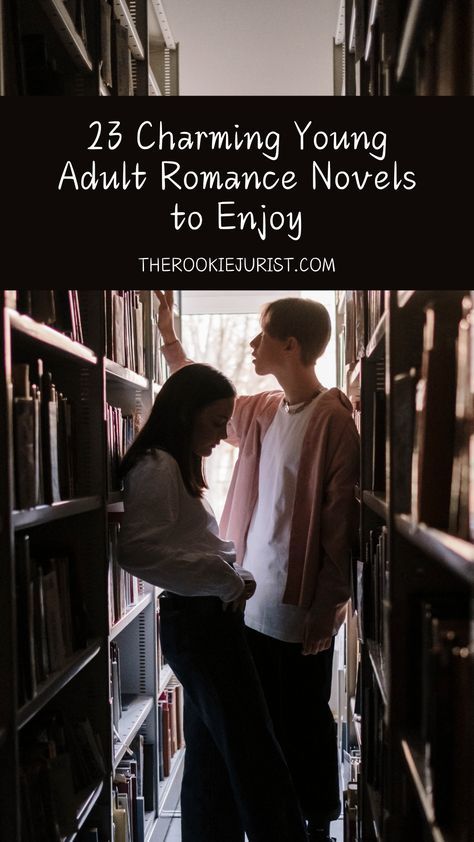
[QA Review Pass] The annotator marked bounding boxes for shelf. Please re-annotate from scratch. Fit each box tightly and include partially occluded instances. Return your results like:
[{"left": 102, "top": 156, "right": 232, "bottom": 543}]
[
  {"left": 38, "top": 0, "right": 94, "bottom": 71},
  {"left": 366, "top": 311, "right": 386, "bottom": 360},
  {"left": 349, "top": 360, "right": 361, "bottom": 387},
  {"left": 63, "top": 779, "right": 104, "bottom": 841},
  {"left": 397, "top": 290, "right": 416, "bottom": 308},
  {"left": 148, "top": 68, "right": 162, "bottom": 96},
  {"left": 159, "top": 746, "right": 185, "bottom": 809},
  {"left": 362, "top": 491, "right": 388, "bottom": 521},
  {"left": 401, "top": 738, "right": 446, "bottom": 842},
  {"left": 114, "top": 695, "right": 154, "bottom": 767},
  {"left": 395, "top": 515, "right": 474, "bottom": 585},
  {"left": 113, "top": 0, "right": 145, "bottom": 59},
  {"left": 110, "top": 593, "right": 153, "bottom": 640},
  {"left": 364, "top": 0, "right": 379, "bottom": 61},
  {"left": 396, "top": 0, "right": 426, "bottom": 81},
  {"left": 367, "top": 640, "right": 388, "bottom": 707},
  {"left": 107, "top": 491, "right": 123, "bottom": 506},
  {"left": 12, "top": 496, "right": 102, "bottom": 530},
  {"left": 18, "top": 640, "right": 102, "bottom": 729},
  {"left": 366, "top": 783, "right": 383, "bottom": 841},
  {"left": 159, "top": 664, "right": 173, "bottom": 696},
  {"left": 8, "top": 309, "right": 97, "bottom": 364},
  {"left": 105, "top": 359, "right": 149, "bottom": 390}
]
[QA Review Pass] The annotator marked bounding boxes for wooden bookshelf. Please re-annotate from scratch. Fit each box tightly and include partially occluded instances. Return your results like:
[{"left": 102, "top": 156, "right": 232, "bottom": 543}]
[
  {"left": 336, "top": 0, "right": 474, "bottom": 95},
  {"left": 339, "top": 289, "right": 474, "bottom": 842}
]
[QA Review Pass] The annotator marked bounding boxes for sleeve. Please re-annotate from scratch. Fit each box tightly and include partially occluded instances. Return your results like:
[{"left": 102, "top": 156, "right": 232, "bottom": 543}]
[
  {"left": 118, "top": 455, "right": 245, "bottom": 602},
  {"left": 309, "top": 418, "right": 360, "bottom": 635},
  {"left": 161, "top": 339, "right": 194, "bottom": 374}
]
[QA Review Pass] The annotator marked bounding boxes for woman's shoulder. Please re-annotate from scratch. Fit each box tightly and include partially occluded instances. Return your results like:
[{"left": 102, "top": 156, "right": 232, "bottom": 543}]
[{"left": 127, "top": 448, "right": 180, "bottom": 482}]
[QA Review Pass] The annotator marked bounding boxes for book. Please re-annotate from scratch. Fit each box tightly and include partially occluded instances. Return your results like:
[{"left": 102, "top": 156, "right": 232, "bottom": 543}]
[
  {"left": 411, "top": 304, "right": 458, "bottom": 529},
  {"left": 392, "top": 369, "right": 417, "bottom": 513}
]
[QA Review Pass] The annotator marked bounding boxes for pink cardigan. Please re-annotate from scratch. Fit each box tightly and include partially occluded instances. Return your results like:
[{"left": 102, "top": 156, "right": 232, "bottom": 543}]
[{"left": 163, "top": 341, "right": 360, "bottom": 636}]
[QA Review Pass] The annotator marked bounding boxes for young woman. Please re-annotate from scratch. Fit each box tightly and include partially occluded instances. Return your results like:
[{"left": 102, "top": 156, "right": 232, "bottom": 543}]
[{"left": 118, "top": 363, "right": 307, "bottom": 842}]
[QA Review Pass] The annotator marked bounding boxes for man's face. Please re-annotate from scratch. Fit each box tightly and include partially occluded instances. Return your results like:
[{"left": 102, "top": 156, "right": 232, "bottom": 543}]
[{"left": 249, "top": 316, "right": 287, "bottom": 376}]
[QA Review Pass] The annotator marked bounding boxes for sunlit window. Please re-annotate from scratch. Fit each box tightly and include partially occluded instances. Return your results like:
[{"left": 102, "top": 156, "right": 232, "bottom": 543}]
[{"left": 181, "top": 290, "right": 336, "bottom": 519}]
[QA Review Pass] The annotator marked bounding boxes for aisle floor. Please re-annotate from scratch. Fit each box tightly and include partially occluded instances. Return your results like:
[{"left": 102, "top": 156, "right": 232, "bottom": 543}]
[{"left": 163, "top": 815, "right": 344, "bottom": 841}]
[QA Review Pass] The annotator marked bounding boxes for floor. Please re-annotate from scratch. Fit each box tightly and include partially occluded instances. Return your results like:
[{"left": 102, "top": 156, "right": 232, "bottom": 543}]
[{"left": 163, "top": 814, "right": 344, "bottom": 841}]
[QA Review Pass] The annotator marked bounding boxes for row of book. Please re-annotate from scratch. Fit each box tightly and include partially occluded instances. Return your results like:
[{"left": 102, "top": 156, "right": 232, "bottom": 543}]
[
  {"left": 108, "top": 519, "right": 144, "bottom": 628},
  {"left": 106, "top": 291, "right": 145, "bottom": 375},
  {"left": 344, "top": 290, "right": 385, "bottom": 366},
  {"left": 151, "top": 308, "right": 170, "bottom": 385},
  {"left": 393, "top": 295, "right": 474, "bottom": 538},
  {"left": 419, "top": 600, "right": 470, "bottom": 840},
  {"left": 9, "top": 290, "right": 84, "bottom": 344},
  {"left": 158, "top": 677, "right": 184, "bottom": 780},
  {"left": 414, "top": 0, "right": 471, "bottom": 96},
  {"left": 98, "top": 0, "right": 135, "bottom": 95},
  {"left": 20, "top": 712, "right": 105, "bottom": 840},
  {"left": 356, "top": 527, "right": 388, "bottom": 648},
  {"left": 113, "top": 734, "right": 155, "bottom": 842},
  {"left": 12, "top": 361, "right": 78, "bottom": 509},
  {"left": 16, "top": 534, "right": 87, "bottom": 706},
  {"left": 110, "top": 639, "right": 125, "bottom": 732},
  {"left": 107, "top": 403, "right": 136, "bottom": 493}
]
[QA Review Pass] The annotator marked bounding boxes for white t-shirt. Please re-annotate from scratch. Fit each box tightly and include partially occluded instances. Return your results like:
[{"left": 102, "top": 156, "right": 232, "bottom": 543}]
[
  {"left": 118, "top": 449, "right": 248, "bottom": 602},
  {"left": 243, "top": 395, "right": 323, "bottom": 642}
]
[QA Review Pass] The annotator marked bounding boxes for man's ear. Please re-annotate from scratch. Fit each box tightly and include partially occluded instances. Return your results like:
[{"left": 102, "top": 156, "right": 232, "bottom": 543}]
[{"left": 284, "top": 336, "right": 299, "bottom": 353}]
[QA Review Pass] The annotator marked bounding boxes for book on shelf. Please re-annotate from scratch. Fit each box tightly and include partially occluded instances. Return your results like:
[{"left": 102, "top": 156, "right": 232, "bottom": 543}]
[
  {"left": 15, "top": 534, "right": 37, "bottom": 704},
  {"left": 419, "top": 598, "right": 470, "bottom": 839},
  {"left": 392, "top": 368, "right": 417, "bottom": 514},
  {"left": 15, "top": 290, "right": 84, "bottom": 342},
  {"left": 143, "top": 742, "right": 156, "bottom": 811},
  {"left": 100, "top": 0, "right": 113, "bottom": 88},
  {"left": 411, "top": 304, "right": 458, "bottom": 530},
  {"left": 449, "top": 297, "right": 474, "bottom": 539},
  {"left": 20, "top": 713, "right": 105, "bottom": 839}
]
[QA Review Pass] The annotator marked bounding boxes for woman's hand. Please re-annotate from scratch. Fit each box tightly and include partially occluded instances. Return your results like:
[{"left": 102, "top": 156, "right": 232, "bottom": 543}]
[
  {"left": 223, "top": 570, "right": 257, "bottom": 612},
  {"left": 155, "top": 290, "right": 177, "bottom": 344}
]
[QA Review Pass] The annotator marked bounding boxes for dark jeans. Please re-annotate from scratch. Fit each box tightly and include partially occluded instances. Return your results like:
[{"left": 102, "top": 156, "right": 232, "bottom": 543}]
[
  {"left": 246, "top": 626, "right": 341, "bottom": 827},
  {"left": 159, "top": 594, "right": 308, "bottom": 842}
]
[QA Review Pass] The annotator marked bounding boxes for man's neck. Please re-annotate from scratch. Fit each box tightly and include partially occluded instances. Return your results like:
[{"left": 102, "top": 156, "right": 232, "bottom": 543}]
[{"left": 278, "top": 369, "right": 323, "bottom": 405}]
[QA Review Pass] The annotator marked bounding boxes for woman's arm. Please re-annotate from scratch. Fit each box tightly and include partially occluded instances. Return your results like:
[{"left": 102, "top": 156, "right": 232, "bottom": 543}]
[{"left": 118, "top": 453, "right": 246, "bottom": 602}]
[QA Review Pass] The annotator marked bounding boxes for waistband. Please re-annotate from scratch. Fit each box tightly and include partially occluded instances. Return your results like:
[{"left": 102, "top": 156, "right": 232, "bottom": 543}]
[{"left": 160, "top": 592, "right": 224, "bottom": 613}]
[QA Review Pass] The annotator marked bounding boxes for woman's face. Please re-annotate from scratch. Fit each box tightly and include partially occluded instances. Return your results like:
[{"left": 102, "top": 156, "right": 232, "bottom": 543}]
[{"left": 191, "top": 397, "right": 235, "bottom": 457}]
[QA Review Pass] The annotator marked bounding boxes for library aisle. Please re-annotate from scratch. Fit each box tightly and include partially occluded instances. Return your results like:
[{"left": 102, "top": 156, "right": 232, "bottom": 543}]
[{"left": 161, "top": 816, "right": 344, "bottom": 842}]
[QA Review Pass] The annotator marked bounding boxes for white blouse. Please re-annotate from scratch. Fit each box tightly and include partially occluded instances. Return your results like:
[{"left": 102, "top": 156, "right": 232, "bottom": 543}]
[{"left": 118, "top": 449, "right": 248, "bottom": 602}]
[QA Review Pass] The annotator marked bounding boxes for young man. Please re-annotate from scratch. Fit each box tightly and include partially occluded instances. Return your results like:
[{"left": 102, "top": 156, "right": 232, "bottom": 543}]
[{"left": 157, "top": 291, "right": 359, "bottom": 842}]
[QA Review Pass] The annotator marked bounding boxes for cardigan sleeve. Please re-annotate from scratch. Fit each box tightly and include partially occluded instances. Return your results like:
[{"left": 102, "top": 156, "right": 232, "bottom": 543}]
[
  {"left": 118, "top": 454, "right": 246, "bottom": 602},
  {"left": 309, "top": 418, "right": 360, "bottom": 635}
]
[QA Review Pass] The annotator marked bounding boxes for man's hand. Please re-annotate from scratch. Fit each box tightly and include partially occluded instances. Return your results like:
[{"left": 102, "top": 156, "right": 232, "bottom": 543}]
[
  {"left": 155, "top": 290, "right": 177, "bottom": 344},
  {"left": 302, "top": 611, "right": 333, "bottom": 655}
]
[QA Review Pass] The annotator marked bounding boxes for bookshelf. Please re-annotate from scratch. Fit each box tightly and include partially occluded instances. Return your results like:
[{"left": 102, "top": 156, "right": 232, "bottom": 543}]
[
  {"left": 1, "top": 0, "right": 179, "bottom": 95},
  {"left": 334, "top": 0, "right": 474, "bottom": 95},
  {"left": 339, "top": 289, "right": 474, "bottom": 842},
  {"left": 0, "top": 289, "right": 184, "bottom": 842}
]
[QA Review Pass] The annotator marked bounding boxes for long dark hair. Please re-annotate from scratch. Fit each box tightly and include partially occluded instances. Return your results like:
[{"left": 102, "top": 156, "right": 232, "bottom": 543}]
[{"left": 119, "top": 363, "right": 236, "bottom": 497}]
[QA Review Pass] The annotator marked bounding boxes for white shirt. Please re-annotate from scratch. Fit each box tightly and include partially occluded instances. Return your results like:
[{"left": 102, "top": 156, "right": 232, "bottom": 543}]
[
  {"left": 118, "top": 449, "right": 247, "bottom": 602},
  {"left": 243, "top": 397, "right": 321, "bottom": 642}
]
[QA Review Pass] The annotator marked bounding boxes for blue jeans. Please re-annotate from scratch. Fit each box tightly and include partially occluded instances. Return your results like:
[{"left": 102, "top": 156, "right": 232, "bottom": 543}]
[{"left": 159, "top": 595, "right": 308, "bottom": 842}]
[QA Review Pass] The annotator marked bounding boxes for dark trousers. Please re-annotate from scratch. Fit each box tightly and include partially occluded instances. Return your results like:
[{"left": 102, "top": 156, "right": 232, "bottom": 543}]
[
  {"left": 246, "top": 626, "right": 341, "bottom": 827},
  {"left": 159, "top": 595, "right": 308, "bottom": 842}
]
